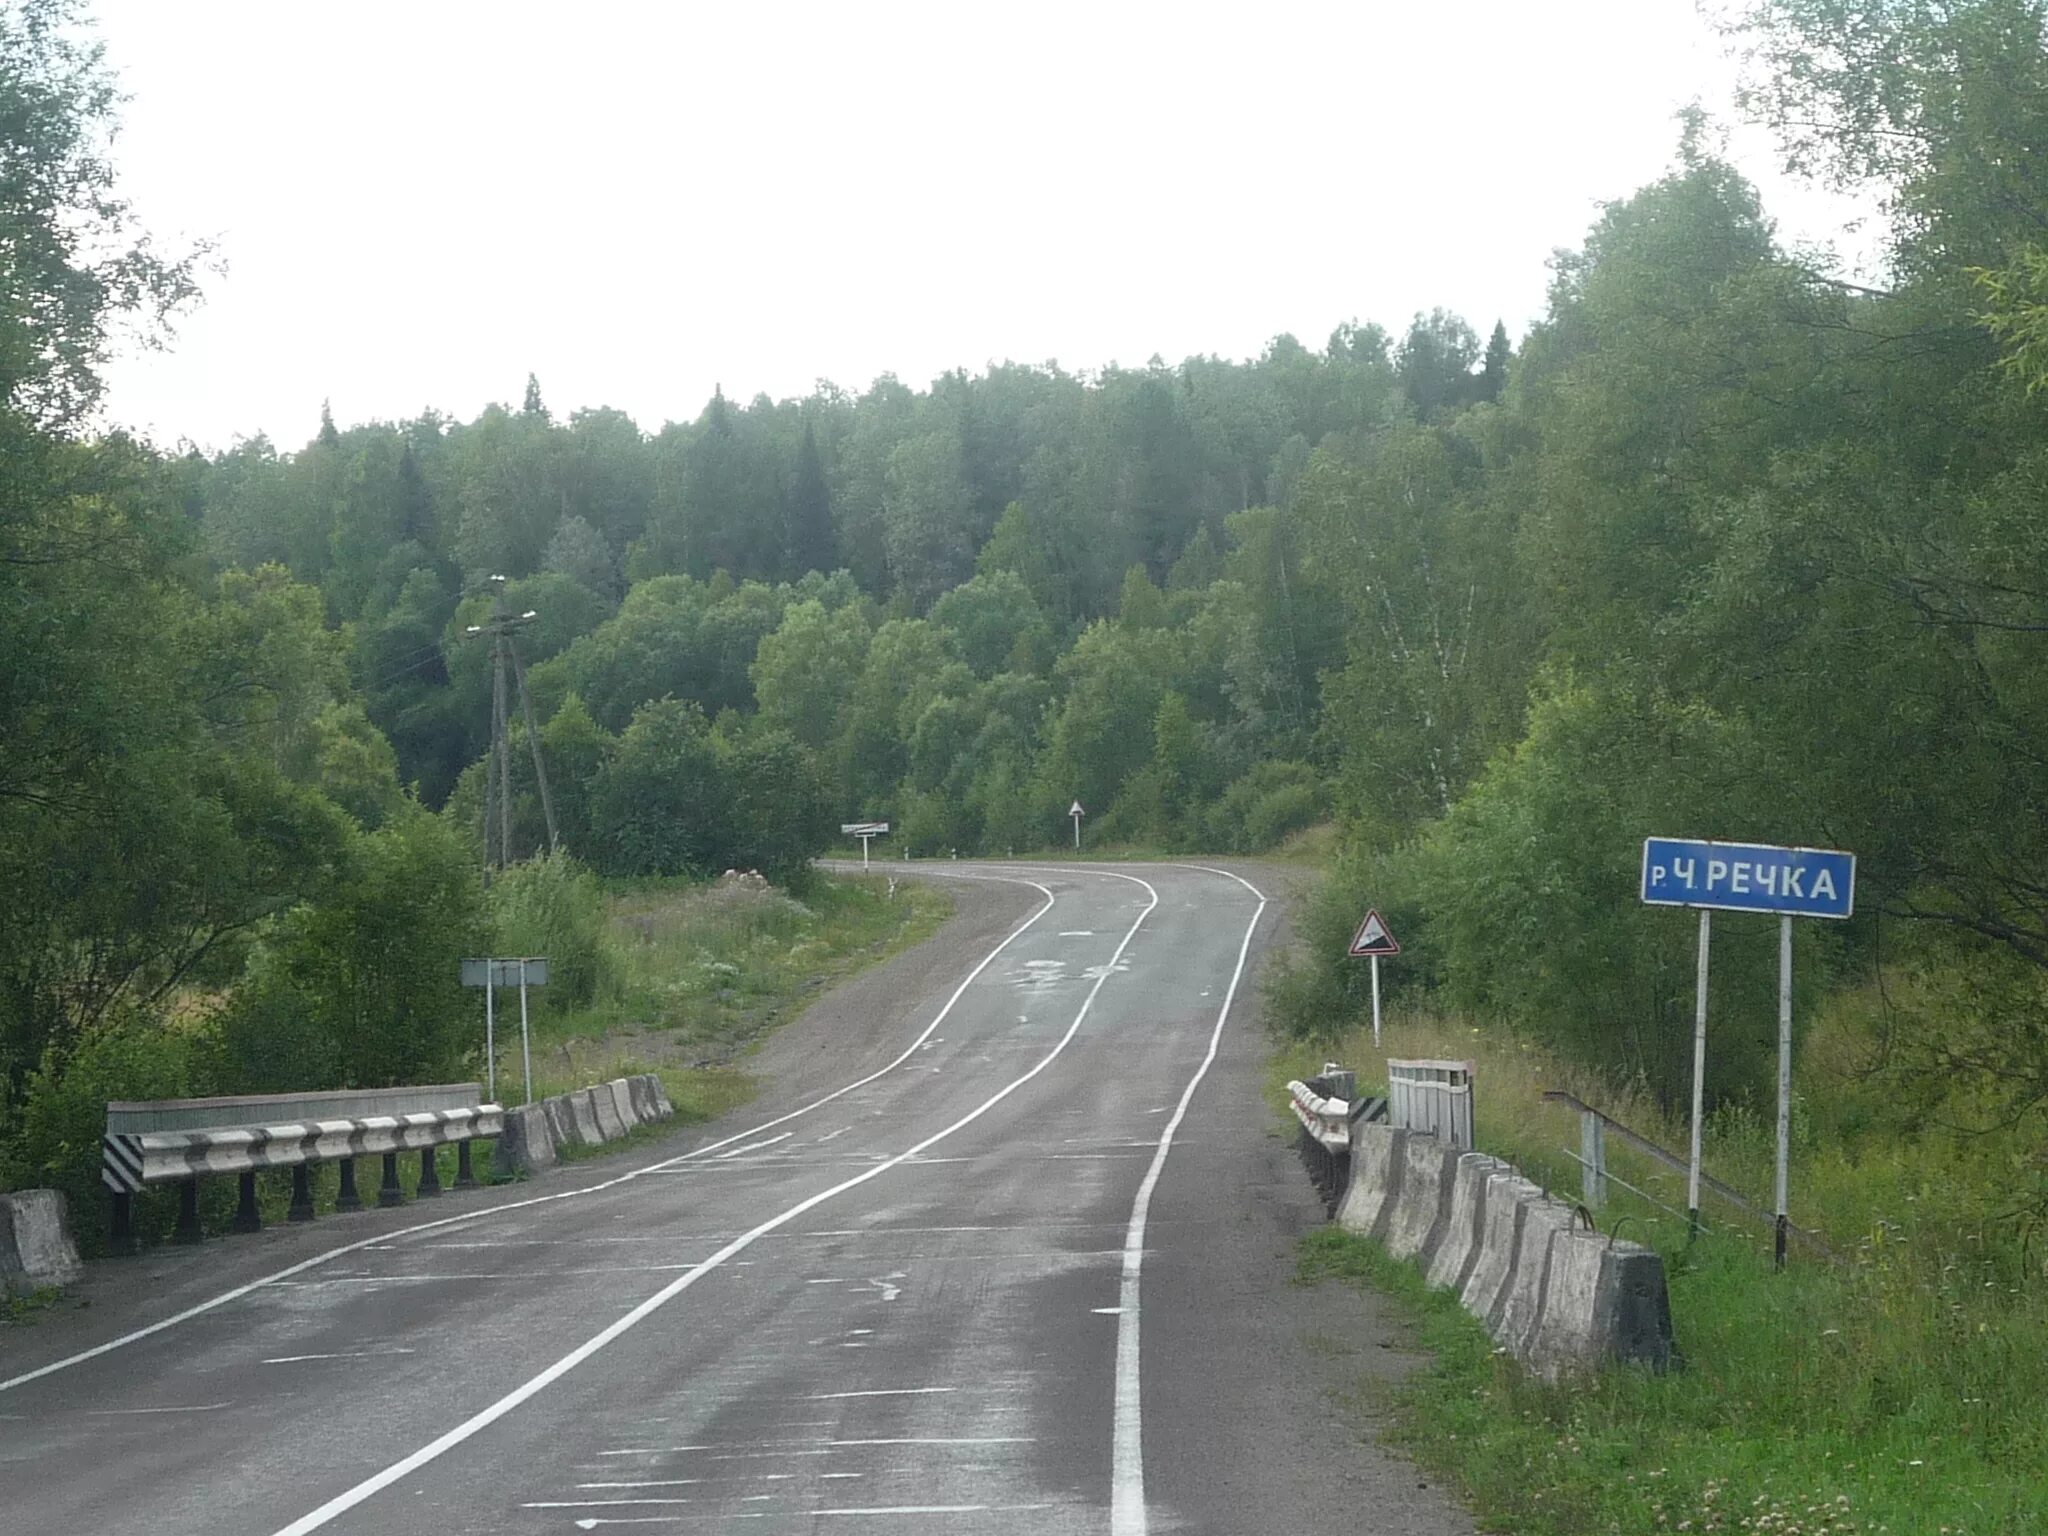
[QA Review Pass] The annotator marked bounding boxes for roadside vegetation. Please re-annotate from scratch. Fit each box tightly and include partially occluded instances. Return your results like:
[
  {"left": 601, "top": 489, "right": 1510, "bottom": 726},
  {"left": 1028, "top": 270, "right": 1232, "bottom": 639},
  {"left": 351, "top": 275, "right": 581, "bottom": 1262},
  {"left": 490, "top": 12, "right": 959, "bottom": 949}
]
[{"left": 1273, "top": 1002, "right": 2048, "bottom": 1534}]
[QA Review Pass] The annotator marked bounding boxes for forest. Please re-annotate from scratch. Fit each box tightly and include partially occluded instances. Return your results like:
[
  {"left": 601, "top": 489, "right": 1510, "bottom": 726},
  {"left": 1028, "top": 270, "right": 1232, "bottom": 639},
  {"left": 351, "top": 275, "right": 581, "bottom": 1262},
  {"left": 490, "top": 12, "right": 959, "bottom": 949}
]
[{"left": 6, "top": 0, "right": 2048, "bottom": 1237}]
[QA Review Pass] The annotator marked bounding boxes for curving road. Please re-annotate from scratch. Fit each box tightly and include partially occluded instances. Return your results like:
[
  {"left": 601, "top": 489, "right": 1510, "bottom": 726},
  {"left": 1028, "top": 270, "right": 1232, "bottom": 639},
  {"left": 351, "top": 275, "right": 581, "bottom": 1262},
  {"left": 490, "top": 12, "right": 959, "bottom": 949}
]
[{"left": 0, "top": 861, "right": 1470, "bottom": 1536}]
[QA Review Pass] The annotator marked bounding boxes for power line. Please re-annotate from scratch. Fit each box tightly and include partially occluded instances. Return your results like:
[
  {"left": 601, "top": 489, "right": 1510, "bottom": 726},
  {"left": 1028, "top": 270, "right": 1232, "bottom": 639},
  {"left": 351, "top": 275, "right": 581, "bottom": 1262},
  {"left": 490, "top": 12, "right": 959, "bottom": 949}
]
[{"left": 463, "top": 575, "right": 560, "bottom": 882}]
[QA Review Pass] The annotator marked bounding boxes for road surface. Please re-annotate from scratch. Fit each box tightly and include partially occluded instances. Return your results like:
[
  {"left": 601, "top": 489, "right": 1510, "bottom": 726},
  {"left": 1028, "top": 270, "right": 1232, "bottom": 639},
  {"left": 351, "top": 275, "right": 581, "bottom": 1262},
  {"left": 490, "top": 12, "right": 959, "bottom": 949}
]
[{"left": 0, "top": 861, "right": 1470, "bottom": 1536}]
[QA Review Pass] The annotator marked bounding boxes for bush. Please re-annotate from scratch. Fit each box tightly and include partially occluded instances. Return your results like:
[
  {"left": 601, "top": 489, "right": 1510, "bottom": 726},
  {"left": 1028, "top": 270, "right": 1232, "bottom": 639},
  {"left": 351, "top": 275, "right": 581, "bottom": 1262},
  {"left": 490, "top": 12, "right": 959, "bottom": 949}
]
[
  {"left": 488, "top": 852, "right": 618, "bottom": 1009},
  {"left": 221, "top": 808, "right": 490, "bottom": 1090},
  {"left": 3, "top": 1012, "right": 212, "bottom": 1253},
  {"left": 1205, "top": 760, "right": 1328, "bottom": 852}
]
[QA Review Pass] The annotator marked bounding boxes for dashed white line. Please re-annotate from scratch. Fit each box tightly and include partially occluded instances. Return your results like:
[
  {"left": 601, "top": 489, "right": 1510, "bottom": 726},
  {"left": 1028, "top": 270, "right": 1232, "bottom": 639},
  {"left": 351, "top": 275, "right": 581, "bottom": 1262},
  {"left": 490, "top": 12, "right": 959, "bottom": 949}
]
[
  {"left": 715, "top": 1131, "right": 795, "bottom": 1160},
  {"left": 1, "top": 871, "right": 1058, "bottom": 1397},
  {"left": 805, "top": 1387, "right": 956, "bottom": 1400},
  {"left": 266, "top": 876, "right": 1151, "bottom": 1536},
  {"left": 261, "top": 1348, "right": 417, "bottom": 1365}
]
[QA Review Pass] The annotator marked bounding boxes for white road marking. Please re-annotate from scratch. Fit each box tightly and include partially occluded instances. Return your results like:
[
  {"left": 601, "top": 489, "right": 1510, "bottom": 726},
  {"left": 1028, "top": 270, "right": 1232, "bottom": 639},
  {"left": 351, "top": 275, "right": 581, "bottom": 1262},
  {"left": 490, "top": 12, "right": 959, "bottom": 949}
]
[
  {"left": 1091, "top": 1307, "right": 1124, "bottom": 1315},
  {"left": 576, "top": 1481, "right": 702, "bottom": 1490},
  {"left": 266, "top": 876, "right": 1153, "bottom": 1536},
  {"left": 816, "top": 1507, "right": 1053, "bottom": 1518},
  {"left": 261, "top": 1348, "right": 417, "bottom": 1365},
  {"left": 827, "top": 1437, "right": 1029, "bottom": 1447},
  {"left": 715, "top": 1132, "right": 794, "bottom": 1160},
  {"left": 1110, "top": 862, "right": 1267, "bottom": 1536},
  {"left": 86, "top": 1402, "right": 232, "bottom": 1415},
  {"left": 815, "top": 1127, "right": 851, "bottom": 1143},
  {"left": 573, "top": 1520, "right": 708, "bottom": 1530},
  {"left": 525, "top": 1499, "right": 693, "bottom": 1508},
  {"left": 806, "top": 1387, "right": 955, "bottom": 1399},
  {"left": 0, "top": 872, "right": 1058, "bottom": 1396},
  {"left": 859, "top": 1274, "right": 905, "bottom": 1302},
  {"left": 1057, "top": 930, "right": 1095, "bottom": 937}
]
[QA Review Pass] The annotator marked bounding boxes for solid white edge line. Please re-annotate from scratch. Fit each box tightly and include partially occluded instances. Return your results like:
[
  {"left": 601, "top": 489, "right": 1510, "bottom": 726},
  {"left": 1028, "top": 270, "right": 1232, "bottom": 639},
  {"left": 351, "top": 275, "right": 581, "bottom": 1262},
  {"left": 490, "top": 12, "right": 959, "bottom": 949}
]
[
  {"left": 264, "top": 874, "right": 1161, "bottom": 1536},
  {"left": 1110, "top": 864, "right": 1268, "bottom": 1536},
  {"left": 0, "top": 873, "right": 1058, "bottom": 1396}
]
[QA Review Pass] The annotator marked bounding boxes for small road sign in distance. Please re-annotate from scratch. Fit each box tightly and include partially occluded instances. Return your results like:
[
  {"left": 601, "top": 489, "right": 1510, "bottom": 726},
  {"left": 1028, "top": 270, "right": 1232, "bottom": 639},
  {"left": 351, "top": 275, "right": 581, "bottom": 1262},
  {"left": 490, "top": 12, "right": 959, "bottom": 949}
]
[
  {"left": 840, "top": 821, "right": 890, "bottom": 836},
  {"left": 1348, "top": 909, "right": 1400, "bottom": 957},
  {"left": 1640, "top": 837, "right": 1855, "bottom": 920}
]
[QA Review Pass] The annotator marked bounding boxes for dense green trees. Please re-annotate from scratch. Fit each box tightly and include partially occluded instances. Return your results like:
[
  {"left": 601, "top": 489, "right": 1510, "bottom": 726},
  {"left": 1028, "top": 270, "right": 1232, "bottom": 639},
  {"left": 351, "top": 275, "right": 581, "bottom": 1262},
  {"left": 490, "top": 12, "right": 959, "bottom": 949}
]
[{"left": 10, "top": 0, "right": 2048, "bottom": 1224}]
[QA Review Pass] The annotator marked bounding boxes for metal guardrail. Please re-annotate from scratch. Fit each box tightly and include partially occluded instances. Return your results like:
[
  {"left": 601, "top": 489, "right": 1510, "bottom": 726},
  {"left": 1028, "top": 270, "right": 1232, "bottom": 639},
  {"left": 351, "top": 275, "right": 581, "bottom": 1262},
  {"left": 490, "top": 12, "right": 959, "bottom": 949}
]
[
  {"left": 102, "top": 1085, "right": 502, "bottom": 1249},
  {"left": 1540, "top": 1089, "right": 1838, "bottom": 1264},
  {"left": 1287, "top": 1066, "right": 1388, "bottom": 1216},
  {"left": 1388, "top": 1057, "right": 1475, "bottom": 1150}
]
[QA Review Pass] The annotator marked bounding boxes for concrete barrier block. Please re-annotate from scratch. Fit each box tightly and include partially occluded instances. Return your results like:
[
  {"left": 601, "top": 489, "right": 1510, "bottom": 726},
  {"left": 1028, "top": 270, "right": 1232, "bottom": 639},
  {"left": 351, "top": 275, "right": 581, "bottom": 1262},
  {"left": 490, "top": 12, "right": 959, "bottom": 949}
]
[
  {"left": 1523, "top": 1225, "right": 1608, "bottom": 1377},
  {"left": 1602, "top": 1246, "right": 1680, "bottom": 1374},
  {"left": 0, "top": 1190, "right": 83, "bottom": 1292},
  {"left": 1383, "top": 1134, "right": 1455, "bottom": 1263},
  {"left": 606, "top": 1078, "right": 640, "bottom": 1131},
  {"left": 540, "top": 1093, "right": 582, "bottom": 1150},
  {"left": 566, "top": 1089, "right": 605, "bottom": 1147},
  {"left": 624, "top": 1075, "right": 659, "bottom": 1122},
  {"left": 1424, "top": 1153, "right": 1506, "bottom": 1292},
  {"left": 648, "top": 1075, "right": 674, "bottom": 1119},
  {"left": 1335, "top": 1124, "right": 1405, "bottom": 1241},
  {"left": 586, "top": 1085, "right": 627, "bottom": 1143},
  {"left": 491, "top": 1104, "right": 557, "bottom": 1179},
  {"left": 1461, "top": 1171, "right": 1542, "bottom": 1324},
  {"left": 1492, "top": 1196, "right": 1578, "bottom": 1356}
]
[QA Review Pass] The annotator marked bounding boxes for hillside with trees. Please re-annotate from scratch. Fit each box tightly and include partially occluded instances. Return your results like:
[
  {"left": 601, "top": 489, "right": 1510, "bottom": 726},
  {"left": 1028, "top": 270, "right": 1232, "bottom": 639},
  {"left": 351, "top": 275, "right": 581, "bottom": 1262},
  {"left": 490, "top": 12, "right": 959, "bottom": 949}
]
[{"left": 7, "top": 0, "right": 2048, "bottom": 1265}]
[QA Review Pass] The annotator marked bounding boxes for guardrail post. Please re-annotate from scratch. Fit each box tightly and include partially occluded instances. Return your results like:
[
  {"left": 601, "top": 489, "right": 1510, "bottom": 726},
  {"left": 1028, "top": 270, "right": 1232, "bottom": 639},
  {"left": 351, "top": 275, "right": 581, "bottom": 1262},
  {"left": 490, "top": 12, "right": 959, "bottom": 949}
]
[
  {"left": 289, "top": 1165, "right": 315, "bottom": 1222},
  {"left": 417, "top": 1146, "right": 443, "bottom": 1198},
  {"left": 378, "top": 1151, "right": 405, "bottom": 1208},
  {"left": 232, "top": 1170, "right": 262, "bottom": 1234},
  {"left": 110, "top": 1191, "right": 135, "bottom": 1254},
  {"left": 1580, "top": 1111, "right": 1607, "bottom": 1210},
  {"left": 336, "top": 1156, "right": 362, "bottom": 1212},
  {"left": 455, "top": 1139, "right": 478, "bottom": 1189},
  {"left": 174, "top": 1178, "right": 202, "bottom": 1244}
]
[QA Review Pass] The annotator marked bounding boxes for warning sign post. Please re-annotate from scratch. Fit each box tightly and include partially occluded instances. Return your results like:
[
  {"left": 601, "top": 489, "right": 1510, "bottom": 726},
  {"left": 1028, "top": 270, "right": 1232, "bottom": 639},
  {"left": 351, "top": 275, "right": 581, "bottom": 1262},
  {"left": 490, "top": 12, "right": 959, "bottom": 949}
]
[{"left": 1347, "top": 909, "right": 1400, "bottom": 1046}]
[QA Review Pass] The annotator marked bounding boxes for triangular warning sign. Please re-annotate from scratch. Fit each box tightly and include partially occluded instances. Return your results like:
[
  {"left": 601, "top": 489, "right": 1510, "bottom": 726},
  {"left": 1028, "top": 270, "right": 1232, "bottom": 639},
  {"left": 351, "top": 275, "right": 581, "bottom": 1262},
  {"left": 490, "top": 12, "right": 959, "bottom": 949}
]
[
  {"left": 1069, "top": 801, "right": 1085, "bottom": 817},
  {"left": 1348, "top": 909, "right": 1400, "bottom": 957}
]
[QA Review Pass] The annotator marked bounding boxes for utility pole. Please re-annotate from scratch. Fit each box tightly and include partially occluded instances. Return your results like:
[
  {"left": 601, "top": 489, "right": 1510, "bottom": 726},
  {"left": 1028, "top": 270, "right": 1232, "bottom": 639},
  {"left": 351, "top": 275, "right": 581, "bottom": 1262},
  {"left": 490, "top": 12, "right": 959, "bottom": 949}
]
[{"left": 467, "top": 575, "right": 560, "bottom": 883}]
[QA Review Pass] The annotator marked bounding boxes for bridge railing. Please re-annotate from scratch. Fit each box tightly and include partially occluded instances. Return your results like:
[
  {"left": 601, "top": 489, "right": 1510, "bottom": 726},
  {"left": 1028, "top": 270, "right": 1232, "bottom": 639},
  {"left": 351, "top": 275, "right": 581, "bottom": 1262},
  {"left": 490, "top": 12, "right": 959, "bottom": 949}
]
[{"left": 102, "top": 1084, "right": 502, "bottom": 1248}]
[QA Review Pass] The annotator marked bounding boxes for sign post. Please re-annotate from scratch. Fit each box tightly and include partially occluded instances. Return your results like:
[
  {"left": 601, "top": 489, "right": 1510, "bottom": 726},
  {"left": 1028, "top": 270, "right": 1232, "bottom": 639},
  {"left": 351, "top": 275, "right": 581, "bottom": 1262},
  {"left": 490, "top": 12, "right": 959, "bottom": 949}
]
[
  {"left": 1641, "top": 837, "right": 1855, "bottom": 1261},
  {"left": 1069, "top": 800, "right": 1085, "bottom": 850},
  {"left": 1347, "top": 910, "right": 1401, "bottom": 1048},
  {"left": 840, "top": 821, "right": 890, "bottom": 868},
  {"left": 462, "top": 957, "right": 550, "bottom": 1106}
]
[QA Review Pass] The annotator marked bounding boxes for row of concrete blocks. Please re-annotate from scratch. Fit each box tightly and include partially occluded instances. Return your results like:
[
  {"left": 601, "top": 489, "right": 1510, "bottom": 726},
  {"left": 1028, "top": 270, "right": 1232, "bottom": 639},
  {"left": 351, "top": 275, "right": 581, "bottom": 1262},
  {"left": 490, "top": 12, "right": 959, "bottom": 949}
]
[
  {"left": 492, "top": 1073, "right": 675, "bottom": 1177},
  {"left": 1338, "top": 1123, "right": 1680, "bottom": 1378}
]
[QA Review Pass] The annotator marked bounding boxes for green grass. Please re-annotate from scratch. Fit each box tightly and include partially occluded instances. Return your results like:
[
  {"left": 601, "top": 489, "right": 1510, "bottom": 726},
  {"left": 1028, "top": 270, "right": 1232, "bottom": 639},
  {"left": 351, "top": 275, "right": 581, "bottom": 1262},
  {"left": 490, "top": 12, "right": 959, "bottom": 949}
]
[
  {"left": 496, "top": 870, "right": 950, "bottom": 1118},
  {"left": 1279, "top": 1007, "right": 2048, "bottom": 1535}
]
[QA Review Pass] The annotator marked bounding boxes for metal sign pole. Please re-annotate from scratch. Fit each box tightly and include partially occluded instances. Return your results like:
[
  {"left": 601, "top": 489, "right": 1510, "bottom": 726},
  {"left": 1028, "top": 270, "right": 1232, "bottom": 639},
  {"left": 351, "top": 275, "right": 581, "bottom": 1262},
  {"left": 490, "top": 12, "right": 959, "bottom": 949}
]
[
  {"left": 1775, "top": 914, "right": 1793, "bottom": 1270},
  {"left": 519, "top": 958, "right": 534, "bottom": 1107},
  {"left": 1687, "top": 908, "right": 1711, "bottom": 1243},
  {"left": 1073, "top": 812, "right": 1080, "bottom": 849},
  {"left": 1370, "top": 954, "right": 1382, "bottom": 1049},
  {"left": 861, "top": 832, "right": 873, "bottom": 869},
  {"left": 484, "top": 972, "right": 497, "bottom": 1103}
]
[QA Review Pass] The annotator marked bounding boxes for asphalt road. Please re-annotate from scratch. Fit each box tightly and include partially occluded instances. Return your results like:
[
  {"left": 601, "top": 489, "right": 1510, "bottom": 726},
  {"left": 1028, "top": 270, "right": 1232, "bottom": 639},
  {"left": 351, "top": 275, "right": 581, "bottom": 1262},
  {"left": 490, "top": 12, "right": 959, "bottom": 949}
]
[{"left": 0, "top": 860, "right": 1471, "bottom": 1536}]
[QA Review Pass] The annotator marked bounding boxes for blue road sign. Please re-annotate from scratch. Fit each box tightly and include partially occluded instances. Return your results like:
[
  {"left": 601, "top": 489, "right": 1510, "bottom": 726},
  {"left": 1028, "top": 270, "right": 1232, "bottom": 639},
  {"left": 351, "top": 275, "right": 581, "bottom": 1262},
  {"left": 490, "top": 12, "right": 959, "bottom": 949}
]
[{"left": 1640, "top": 838, "right": 1856, "bottom": 920}]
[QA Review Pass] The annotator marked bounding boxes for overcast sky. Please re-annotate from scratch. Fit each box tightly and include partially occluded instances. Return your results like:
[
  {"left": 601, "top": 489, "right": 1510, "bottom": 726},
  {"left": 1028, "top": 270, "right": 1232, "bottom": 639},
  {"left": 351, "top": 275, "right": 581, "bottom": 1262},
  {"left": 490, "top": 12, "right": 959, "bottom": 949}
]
[{"left": 86, "top": 0, "right": 1874, "bottom": 452}]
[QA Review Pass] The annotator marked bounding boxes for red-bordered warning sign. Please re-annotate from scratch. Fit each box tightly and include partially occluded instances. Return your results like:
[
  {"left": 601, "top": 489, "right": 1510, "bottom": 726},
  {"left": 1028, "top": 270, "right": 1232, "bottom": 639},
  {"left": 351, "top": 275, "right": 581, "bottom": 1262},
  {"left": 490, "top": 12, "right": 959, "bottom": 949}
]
[{"left": 1348, "top": 909, "right": 1400, "bottom": 957}]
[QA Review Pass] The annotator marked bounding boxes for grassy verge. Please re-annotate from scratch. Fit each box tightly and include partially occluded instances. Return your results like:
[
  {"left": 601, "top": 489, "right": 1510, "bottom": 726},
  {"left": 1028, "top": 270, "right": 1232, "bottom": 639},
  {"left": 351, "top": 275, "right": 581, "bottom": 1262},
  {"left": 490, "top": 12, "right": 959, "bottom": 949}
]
[
  {"left": 501, "top": 870, "right": 950, "bottom": 1117},
  {"left": 1277, "top": 1008, "right": 2048, "bottom": 1535}
]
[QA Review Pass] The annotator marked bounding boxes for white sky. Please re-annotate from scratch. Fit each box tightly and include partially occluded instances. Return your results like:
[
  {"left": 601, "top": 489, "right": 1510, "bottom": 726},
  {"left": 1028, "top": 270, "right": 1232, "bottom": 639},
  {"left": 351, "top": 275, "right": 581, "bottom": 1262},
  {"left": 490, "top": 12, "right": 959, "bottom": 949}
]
[{"left": 85, "top": 0, "right": 1875, "bottom": 452}]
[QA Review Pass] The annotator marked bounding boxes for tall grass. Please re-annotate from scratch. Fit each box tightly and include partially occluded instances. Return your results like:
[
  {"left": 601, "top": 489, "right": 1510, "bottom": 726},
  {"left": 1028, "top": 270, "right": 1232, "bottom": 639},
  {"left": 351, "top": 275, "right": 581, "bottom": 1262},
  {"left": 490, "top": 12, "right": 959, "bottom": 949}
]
[
  {"left": 498, "top": 872, "right": 948, "bottom": 1109},
  {"left": 1277, "top": 998, "right": 2048, "bottom": 1534}
]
